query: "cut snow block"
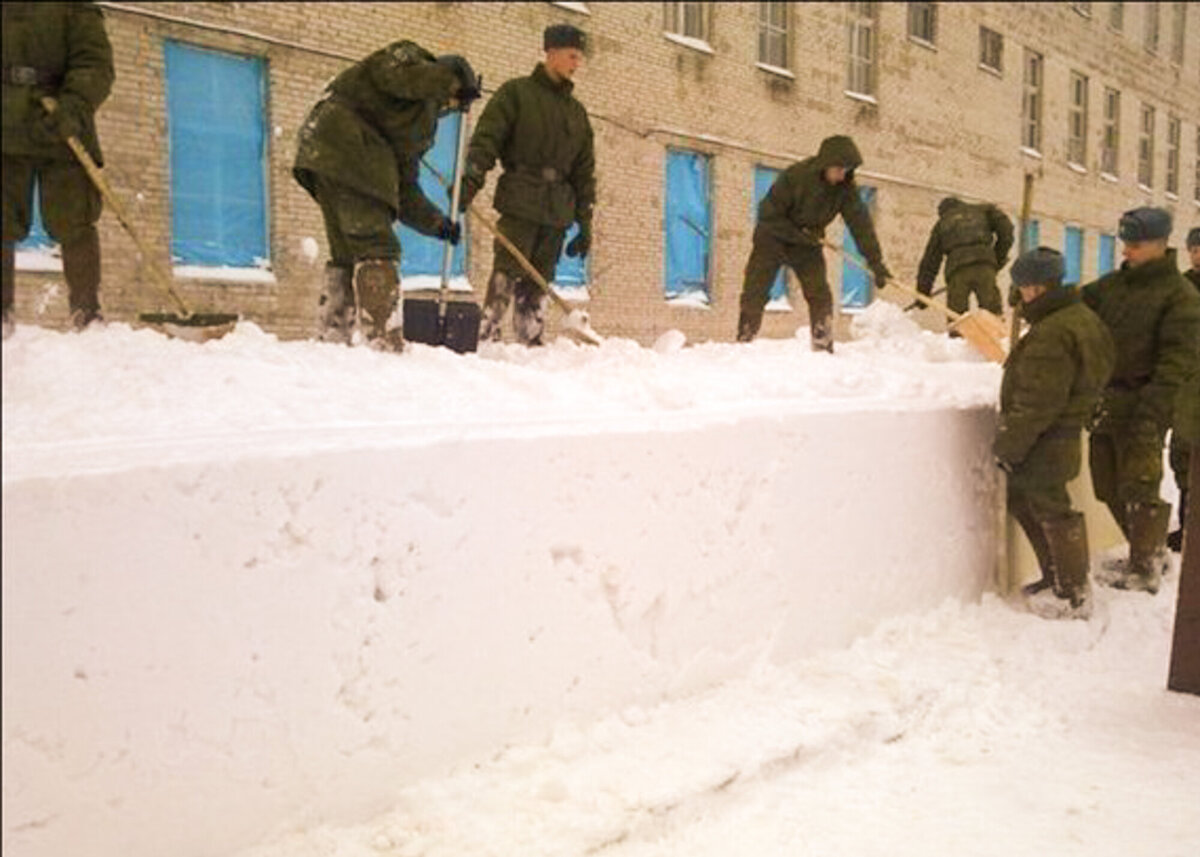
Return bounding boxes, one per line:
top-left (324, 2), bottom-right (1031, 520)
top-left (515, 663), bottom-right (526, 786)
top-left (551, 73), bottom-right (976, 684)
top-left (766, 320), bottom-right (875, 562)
top-left (403, 296), bottom-right (481, 354)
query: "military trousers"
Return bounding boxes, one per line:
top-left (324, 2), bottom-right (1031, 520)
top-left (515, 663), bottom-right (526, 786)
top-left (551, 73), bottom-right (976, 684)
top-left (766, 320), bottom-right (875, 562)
top-left (311, 173), bottom-right (399, 267)
top-left (1007, 431), bottom-right (1082, 574)
top-left (480, 214), bottom-right (565, 344)
top-left (738, 229), bottom-right (830, 341)
top-left (2, 155), bottom-right (103, 314)
top-left (1170, 431), bottom-right (1191, 494)
top-left (946, 262), bottom-right (1002, 315)
top-left (1090, 409), bottom-right (1167, 533)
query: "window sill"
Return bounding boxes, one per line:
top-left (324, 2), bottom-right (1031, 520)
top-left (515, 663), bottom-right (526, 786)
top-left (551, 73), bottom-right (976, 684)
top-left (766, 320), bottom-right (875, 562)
top-left (1099, 171), bottom-right (1119, 183)
top-left (765, 296), bottom-right (793, 312)
top-left (665, 291), bottom-right (712, 309)
top-left (1067, 161), bottom-right (1088, 174)
top-left (908, 35), bottom-right (937, 52)
top-left (978, 63), bottom-right (1003, 78)
top-left (14, 249), bottom-right (63, 272)
top-left (550, 1), bottom-right (590, 14)
top-left (173, 265), bottom-right (277, 284)
top-left (1019, 146), bottom-right (1043, 160)
top-left (1137, 183), bottom-right (1153, 194)
top-left (552, 283), bottom-right (591, 302)
top-left (663, 32), bottom-right (714, 55)
top-left (401, 274), bottom-right (474, 294)
top-left (755, 61), bottom-right (794, 79)
top-left (843, 90), bottom-right (878, 105)
top-left (1165, 191), bottom-right (1179, 201)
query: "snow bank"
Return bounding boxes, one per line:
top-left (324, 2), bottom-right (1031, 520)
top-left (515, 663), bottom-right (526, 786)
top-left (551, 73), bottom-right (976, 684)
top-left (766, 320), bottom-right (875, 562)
top-left (2, 304), bottom-right (1003, 857)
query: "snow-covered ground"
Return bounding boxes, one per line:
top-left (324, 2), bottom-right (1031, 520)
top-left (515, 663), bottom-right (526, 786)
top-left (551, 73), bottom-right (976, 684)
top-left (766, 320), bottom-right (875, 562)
top-left (3, 303), bottom-right (1197, 857)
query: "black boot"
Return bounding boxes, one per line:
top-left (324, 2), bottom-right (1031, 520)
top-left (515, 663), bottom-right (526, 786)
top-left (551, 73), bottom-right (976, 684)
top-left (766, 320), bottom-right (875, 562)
top-left (810, 313), bottom-right (834, 353)
top-left (1041, 513), bottom-right (1092, 618)
top-left (736, 309), bottom-right (761, 343)
top-left (62, 227), bottom-right (102, 329)
top-left (1114, 502), bottom-right (1170, 594)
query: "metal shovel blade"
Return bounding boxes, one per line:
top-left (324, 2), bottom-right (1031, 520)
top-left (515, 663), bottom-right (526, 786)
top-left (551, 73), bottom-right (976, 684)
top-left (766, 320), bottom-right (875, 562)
top-left (403, 297), bottom-right (481, 354)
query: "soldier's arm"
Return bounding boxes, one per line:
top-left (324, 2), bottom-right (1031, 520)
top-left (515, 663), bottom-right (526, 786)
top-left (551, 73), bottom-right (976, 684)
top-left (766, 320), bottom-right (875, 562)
top-left (990, 206), bottom-right (1015, 268)
top-left (915, 226), bottom-right (943, 295)
top-left (993, 331), bottom-right (1076, 466)
top-left (464, 82), bottom-right (517, 181)
top-left (841, 186), bottom-right (885, 268)
top-left (366, 43), bottom-right (458, 103)
top-left (1135, 289), bottom-right (1200, 431)
top-left (61, 4), bottom-right (115, 116)
top-left (395, 154), bottom-right (448, 237)
top-left (567, 115), bottom-right (596, 226)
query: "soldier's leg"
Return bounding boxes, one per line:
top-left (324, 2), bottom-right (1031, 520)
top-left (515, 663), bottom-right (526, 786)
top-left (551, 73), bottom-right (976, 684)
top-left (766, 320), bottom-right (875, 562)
top-left (40, 159), bottom-right (104, 328)
top-left (789, 246), bottom-right (834, 352)
top-left (2, 158), bottom-right (38, 335)
top-left (737, 233), bottom-right (786, 342)
top-left (353, 258), bottom-right (404, 351)
top-left (945, 270), bottom-right (972, 317)
top-left (483, 216), bottom-right (540, 343)
top-left (510, 224), bottom-right (564, 346)
top-left (1010, 435), bottom-right (1080, 596)
top-left (1112, 428), bottom-right (1170, 591)
top-left (1168, 434), bottom-right (1191, 551)
top-left (1089, 429), bottom-right (1125, 536)
top-left (964, 264), bottom-right (1003, 315)
top-left (311, 179), bottom-right (356, 343)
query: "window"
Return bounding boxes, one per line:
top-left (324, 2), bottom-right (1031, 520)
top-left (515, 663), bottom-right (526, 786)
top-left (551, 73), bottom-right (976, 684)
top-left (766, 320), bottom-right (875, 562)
top-left (14, 183), bottom-right (61, 271)
top-left (664, 2), bottom-right (708, 41)
top-left (979, 26), bottom-right (1003, 73)
top-left (1171, 2), bottom-right (1186, 64)
top-left (908, 2), bottom-right (937, 45)
top-left (753, 166), bottom-right (789, 306)
top-left (165, 41), bottom-right (269, 269)
top-left (1101, 87), bottom-right (1120, 176)
top-left (1138, 102), bottom-right (1155, 187)
top-left (841, 186), bottom-right (876, 310)
top-left (1022, 219), bottom-right (1040, 252)
top-left (1021, 49), bottom-right (1043, 152)
top-left (846, 2), bottom-right (878, 98)
top-left (758, 2), bottom-right (789, 69)
top-left (664, 148), bottom-right (711, 301)
top-left (1109, 2), bottom-right (1124, 31)
top-left (1098, 233), bottom-right (1116, 275)
top-left (1067, 72), bottom-right (1088, 167)
top-left (396, 112), bottom-right (468, 286)
top-left (1165, 115), bottom-right (1181, 195)
top-left (1144, 1), bottom-right (1161, 53)
top-left (1064, 226), bottom-right (1084, 285)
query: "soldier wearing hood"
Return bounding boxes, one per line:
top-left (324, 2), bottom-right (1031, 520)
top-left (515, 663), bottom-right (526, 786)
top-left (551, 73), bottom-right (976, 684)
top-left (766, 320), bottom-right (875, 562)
top-left (916, 196), bottom-right (1014, 316)
top-left (736, 134), bottom-right (891, 351)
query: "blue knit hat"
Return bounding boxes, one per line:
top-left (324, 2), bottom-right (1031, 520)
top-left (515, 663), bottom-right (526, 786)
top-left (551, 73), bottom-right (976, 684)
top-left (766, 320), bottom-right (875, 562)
top-left (1118, 207), bottom-right (1172, 242)
top-left (1011, 247), bottom-right (1065, 287)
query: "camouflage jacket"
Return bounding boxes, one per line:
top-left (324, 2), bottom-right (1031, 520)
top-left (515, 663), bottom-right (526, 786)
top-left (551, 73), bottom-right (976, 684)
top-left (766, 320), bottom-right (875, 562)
top-left (1, 2), bottom-right (113, 164)
top-left (293, 40), bottom-right (458, 236)
top-left (994, 288), bottom-right (1115, 467)
top-left (916, 201), bottom-right (1014, 292)
top-left (1176, 267), bottom-right (1200, 440)
top-left (755, 135), bottom-right (884, 269)
top-left (464, 63), bottom-right (595, 229)
top-left (1081, 249), bottom-right (1200, 433)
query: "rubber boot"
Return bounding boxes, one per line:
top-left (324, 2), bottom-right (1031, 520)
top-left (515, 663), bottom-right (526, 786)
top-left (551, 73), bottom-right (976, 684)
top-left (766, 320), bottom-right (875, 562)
top-left (353, 258), bottom-right (403, 352)
top-left (318, 263), bottom-right (354, 344)
top-left (1116, 502), bottom-right (1170, 594)
top-left (512, 278), bottom-right (546, 346)
top-left (810, 313), bottom-right (834, 353)
top-left (2, 241), bottom-right (14, 340)
top-left (62, 226), bottom-right (102, 329)
top-left (1040, 512), bottom-right (1092, 618)
top-left (1013, 503), bottom-right (1055, 596)
top-left (1168, 488), bottom-right (1188, 553)
top-left (479, 270), bottom-right (514, 343)
top-left (736, 309), bottom-right (761, 343)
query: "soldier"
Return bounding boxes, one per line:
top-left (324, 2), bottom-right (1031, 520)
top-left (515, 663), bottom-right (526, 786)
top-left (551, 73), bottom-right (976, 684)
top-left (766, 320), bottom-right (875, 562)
top-left (736, 135), bottom-right (891, 352)
top-left (458, 23), bottom-right (595, 346)
top-left (294, 41), bottom-right (479, 351)
top-left (995, 248), bottom-right (1115, 618)
top-left (916, 196), bottom-right (1014, 316)
top-left (1167, 226), bottom-right (1200, 551)
top-left (2, 1), bottom-right (114, 339)
top-left (1082, 208), bottom-right (1200, 593)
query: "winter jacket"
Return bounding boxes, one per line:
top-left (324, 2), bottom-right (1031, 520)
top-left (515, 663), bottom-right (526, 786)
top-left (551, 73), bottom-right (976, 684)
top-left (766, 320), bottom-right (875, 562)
top-left (293, 40), bottom-right (457, 237)
top-left (754, 136), bottom-right (884, 272)
top-left (916, 200), bottom-right (1014, 294)
top-left (1082, 249), bottom-right (1200, 435)
top-left (1175, 267), bottom-right (1200, 442)
top-left (994, 288), bottom-right (1115, 467)
top-left (464, 63), bottom-right (595, 229)
top-left (1, 1), bottom-right (113, 165)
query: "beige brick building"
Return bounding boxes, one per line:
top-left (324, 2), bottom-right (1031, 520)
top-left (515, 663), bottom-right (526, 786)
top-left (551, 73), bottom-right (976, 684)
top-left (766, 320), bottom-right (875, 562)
top-left (10, 2), bottom-right (1200, 344)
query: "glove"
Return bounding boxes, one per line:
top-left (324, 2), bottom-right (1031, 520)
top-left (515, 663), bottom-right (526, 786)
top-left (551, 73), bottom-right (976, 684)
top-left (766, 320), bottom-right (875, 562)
top-left (995, 458), bottom-right (1014, 474)
top-left (565, 222), bottom-right (592, 259)
top-left (915, 281), bottom-right (933, 297)
top-left (437, 217), bottom-right (461, 245)
top-left (35, 95), bottom-right (87, 144)
top-left (870, 261), bottom-right (892, 286)
top-left (436, 55), bottom-right (482, 108)
top-left (458, 164), bottom-right (484, 213)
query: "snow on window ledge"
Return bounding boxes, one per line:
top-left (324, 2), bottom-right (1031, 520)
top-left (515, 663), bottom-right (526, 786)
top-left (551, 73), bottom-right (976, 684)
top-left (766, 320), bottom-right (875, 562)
top-left (666, 290), bottom-right (712, 309)
top-left (765, 295), bottom-right (793, 312)
top-left (550, 1), bottom-right (590, 14)
top-left (843, 90), bottom-right (878, 105)
top-left (1067, 161), bottom-right (1088, 174)
top-left (1137, 183), bottom-right (1153, 194)
top-left (908, 36), bottom-right (937, 52)
top-left (15, 248), bottom-right (63, 272)
top-left (1099, 171), bottom-right (1119, 183)
top-left (552, 284), bottom-right (591, 302)
top-left (173, 265), bottom-right (277, 284)
top-left (1019, 146), bottom-right (1043, 160)
top-left (663, 32), bottom-right (715, 55)
top-left (1164, 192), bottom-right (1179, 201)
top-left (978, 63), bottom-right (1003, 78)
top-left (401, 274), bottom-right (474, 294)
top-left (755, 62), bottom-right (795, 80)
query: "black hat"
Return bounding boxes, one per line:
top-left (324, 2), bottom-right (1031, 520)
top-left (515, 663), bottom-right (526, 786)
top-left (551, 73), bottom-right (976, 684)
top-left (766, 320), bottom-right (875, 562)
top-left (1187, 226), bottom-right (1200, 248)
top-left (544, 23), bottom-right (586, 51)
top-left (1011, 247), bottom-right (1066, 287)
top-left (1118, 207), bottom-right (1172, 242)
top-left (436, 55), bottom-right (482, 106)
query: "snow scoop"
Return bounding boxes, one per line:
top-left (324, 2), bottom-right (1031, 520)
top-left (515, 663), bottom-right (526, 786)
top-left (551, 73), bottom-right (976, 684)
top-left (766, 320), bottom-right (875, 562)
top-left (819, 235), bottom-right (1007, 363)
top-left (403, 112), bottom-right (481, 353)
top-left (41, 97), bottom-right (239, 342)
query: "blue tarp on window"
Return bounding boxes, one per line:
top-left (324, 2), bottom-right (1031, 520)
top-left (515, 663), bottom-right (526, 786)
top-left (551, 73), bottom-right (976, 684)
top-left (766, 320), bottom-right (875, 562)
top-left (753, 165), bottom-right (787, 302)
top-left (554, 222), bottom-right (588, 287)
top-left (1098, 233), bottom-right (1116, 275)
top-left (165, 41), bottom-right (269, 268)
top-left (1023, 219), bottom-right (1040, 252)
top-left (664, 148), bottom-right (711, 299)
top-left (841, 185), bottom-right (876, 309)
top-left (16, 182), bottom-right (54, 250)
top-left (1064, 226), bottom-right (1084, 285)
top-left (397, 111), bottom-right (466, 279)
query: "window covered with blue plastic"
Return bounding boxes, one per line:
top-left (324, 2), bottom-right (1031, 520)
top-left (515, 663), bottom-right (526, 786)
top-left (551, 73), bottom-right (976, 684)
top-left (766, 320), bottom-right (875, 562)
top-left (16, 182), bottom-right (54, 252)
top-left (664, 148), bottom-right (711, 300)
top-left (841, 185), bottom-right (876, 309)
top-left (1064, 226), bottom-right (1084, 285)
top-left (398, 111), bottom-right (466, 280)
top-left (753, 165), bottom-right (787, 303)
top-left (1098, 233), bottom-right (1116, 275)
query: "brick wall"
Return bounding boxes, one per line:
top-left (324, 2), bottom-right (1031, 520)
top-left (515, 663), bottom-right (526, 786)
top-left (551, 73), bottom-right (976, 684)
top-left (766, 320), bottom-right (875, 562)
top-left (11, 2), bottom-right (1199, 344)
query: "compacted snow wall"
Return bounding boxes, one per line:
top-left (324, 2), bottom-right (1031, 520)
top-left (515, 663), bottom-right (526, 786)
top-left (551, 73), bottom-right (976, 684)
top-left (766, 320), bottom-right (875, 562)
top-left (2, 406), bottom-right (998, 857)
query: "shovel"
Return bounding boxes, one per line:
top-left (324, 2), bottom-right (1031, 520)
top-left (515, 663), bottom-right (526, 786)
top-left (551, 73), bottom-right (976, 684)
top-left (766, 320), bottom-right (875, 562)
top-left (403, 113), bottom-right (481, 353)
top-left (41, 97), bottom-right (239, 342)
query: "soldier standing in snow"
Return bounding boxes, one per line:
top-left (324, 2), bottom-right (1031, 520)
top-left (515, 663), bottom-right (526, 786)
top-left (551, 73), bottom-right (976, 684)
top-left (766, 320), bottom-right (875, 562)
top-left (294, 41), bottom-right (480, 351)
top-left (995, 248), bottom-right (1115, 618)
top-left (458, 23), bottom-right (596, 346)
top-left (1167, 226), bottom-right (1200, 552)
top-left (1082, 208), bottom-right (1200, 593)
top-left (2, 1), bottom-right (114, 339)
top-left (916, 196), bottom-right (1014, 316)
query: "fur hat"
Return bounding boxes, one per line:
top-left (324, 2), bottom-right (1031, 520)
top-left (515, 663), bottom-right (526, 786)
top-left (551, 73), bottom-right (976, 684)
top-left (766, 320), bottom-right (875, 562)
top-left (544, 24), bottom-right (586, 51)
top-left (1187, 226), bottom-right (1200, 248)
top-left (1118, 207), bottom-right (1172, 242)
top-left (1011, 247), bottom-right (1066, 287)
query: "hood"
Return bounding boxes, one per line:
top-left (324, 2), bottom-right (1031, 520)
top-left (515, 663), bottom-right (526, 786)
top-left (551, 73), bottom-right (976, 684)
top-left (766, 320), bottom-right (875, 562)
top-left (938, 196), bottom-right (962, 216)
top-left (813, 135), bottom-right (863, 171)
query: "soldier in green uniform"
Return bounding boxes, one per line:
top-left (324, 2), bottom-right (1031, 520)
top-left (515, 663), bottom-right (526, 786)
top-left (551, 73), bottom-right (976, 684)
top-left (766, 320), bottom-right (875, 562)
top-left (916, 196), bottom-right (1014, 316)
top-left (294, 42), bottom-right (479, 351)
top-left (1082, 208), bottom-right (1200, 592)
top-left (1167, 226), bottom-right (1200, 551)
top-left (995, 248), bottom-right (1115, 618)
top-left (736, 135), bottom-right (891, 352)
top-left (458, 24), bottom-right (596, 346)
top-left (2, 1), bottom-right (114, 338)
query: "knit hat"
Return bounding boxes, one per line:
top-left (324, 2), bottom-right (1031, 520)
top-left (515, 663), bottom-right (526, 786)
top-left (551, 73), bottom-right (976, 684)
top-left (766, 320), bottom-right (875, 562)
top-left (1011, 247), bottom-right (1066, 287)
top-left (1187, 226), bottom-right (1200, 248)
top-left (1118, 207), bottom-right (1172, 242)
top-left (544, 23), bottom-right (586, 51)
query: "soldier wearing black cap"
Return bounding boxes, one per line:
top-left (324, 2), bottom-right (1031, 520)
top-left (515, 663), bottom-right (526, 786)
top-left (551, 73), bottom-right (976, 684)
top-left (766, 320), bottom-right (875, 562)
top-left (459, 23), bottom-right (596, 345)
top-left (996, 248), bottom-right (1114, 618)
top-left (1081, 207), bottom-right (1200, 591)
top-left (1167, 226), bottom-right (1200, 550)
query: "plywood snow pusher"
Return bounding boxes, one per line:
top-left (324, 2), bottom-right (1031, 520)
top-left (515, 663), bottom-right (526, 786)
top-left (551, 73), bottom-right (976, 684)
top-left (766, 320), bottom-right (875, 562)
top-left (42, 97), bottom-right (239, 342)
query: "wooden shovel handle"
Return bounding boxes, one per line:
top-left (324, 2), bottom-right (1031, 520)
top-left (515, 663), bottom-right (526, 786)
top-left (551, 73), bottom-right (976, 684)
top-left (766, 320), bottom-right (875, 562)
top-left (464, 205), bottom-right (574, 315)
